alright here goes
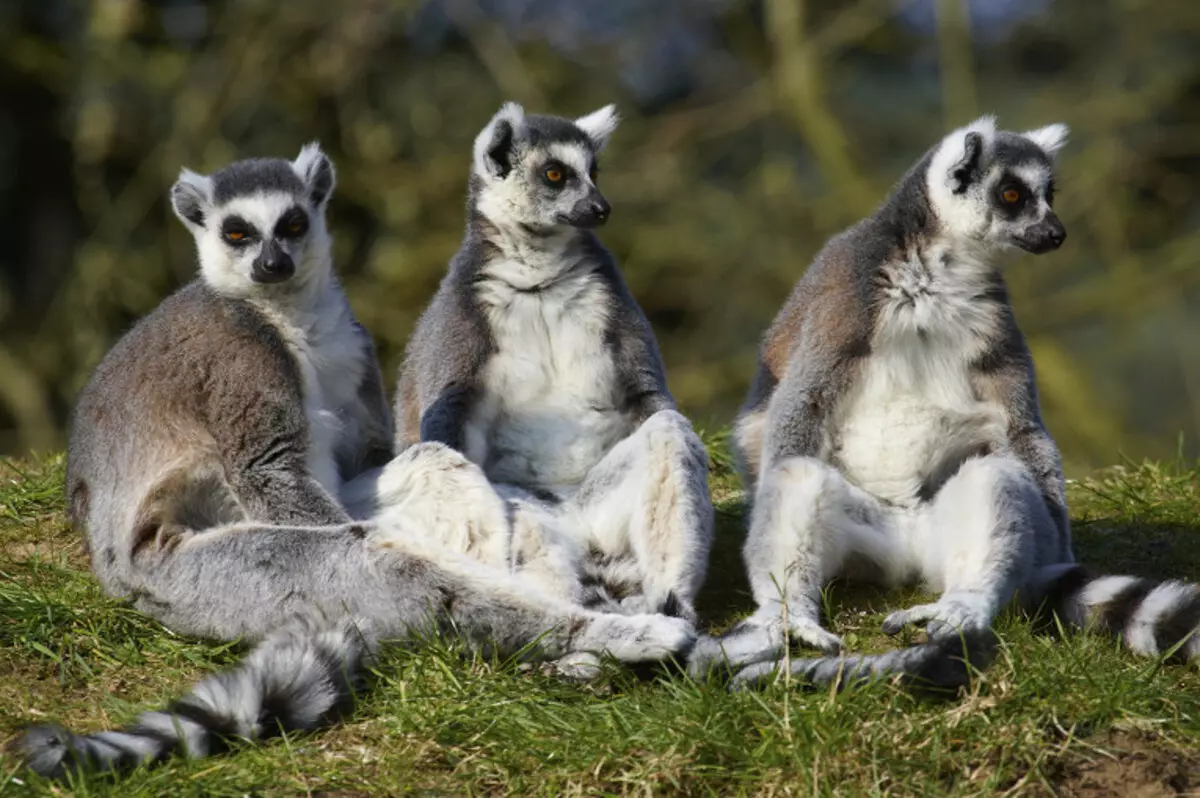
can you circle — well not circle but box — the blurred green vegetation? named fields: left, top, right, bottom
left=0, top=0, right=1197, bottom=474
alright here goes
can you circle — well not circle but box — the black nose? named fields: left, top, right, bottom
left=591, top=197, right=610, bottom=224
left=1035, top=214, right=1066, bottom=252
left=563, top=192, right=612, bottom=229
left=1046, top=217, right=1066, bottom=247
left=1016, top=213, right=1066, bottom=254
left=251, top=240, right=295, bottom=284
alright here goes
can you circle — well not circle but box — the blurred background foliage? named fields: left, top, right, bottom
left=0, top=0, right=1197, bottom=474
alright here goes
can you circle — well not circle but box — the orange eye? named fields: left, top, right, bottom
left=545, top=167, right=564, bottom=183
left=1002, top=188, right=1021, bottom=204
left=225, top=230, right=246, bottom=241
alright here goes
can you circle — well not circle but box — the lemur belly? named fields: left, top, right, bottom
left=254, top=293, right=366, bottom=496
left=467, top=271, right=633, bottom=494
left=834, top=360, right=1005, bottom=505
left=833, top=251, right=1008, bottom=506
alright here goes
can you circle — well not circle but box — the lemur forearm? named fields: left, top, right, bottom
left=353, top=351, right=395, bottom=472
left=1010, top=425, right=1069, bottom=537
left=419, top=388, right=474, bottom=451
left=626, top=390, right=675, bottom=426
left=764, top=389, right=829, bottom=465
left=763, top=357, right=861, bottom=467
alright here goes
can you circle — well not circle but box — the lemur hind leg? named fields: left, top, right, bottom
left=494, top=483, right=589, bottom=606
left=690, top=456, right=903, bottom=676
left=883, top=453, right=1046, bottom=638
left=572, top=409, right=713, bottom=623
left=344, top=443, right=512, bottom=566
left=346, top=444, right=587, bottom=605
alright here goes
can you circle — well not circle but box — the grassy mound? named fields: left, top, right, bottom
left=2, top=439, right=1199, bottom=796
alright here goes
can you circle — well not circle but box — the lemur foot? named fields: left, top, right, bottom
left=549, top=651, right=604, bottom=682
left=881, top=592, right=992, bottom=638
left=788, top=618, right=845, bottom=654
left=685, top=617, right=843, bottom=680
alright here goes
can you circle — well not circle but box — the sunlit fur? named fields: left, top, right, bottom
left=172, top=143, right=334, bottom=304
left=694, top=118, right=1200, bottom=692
left=926, top=115, right=1067, bottom=253
left=11, top=143, right=696, bottom=782
left=472, top=102, right=614, bottom=241
left=392, top=102, right=714, bottom=628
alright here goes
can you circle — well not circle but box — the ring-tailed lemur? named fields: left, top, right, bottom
left=10, top=145, right=695, bottom=780
left=690, top=117, right=1200, bottom=689
left=366, top=102, right=714, bottom=632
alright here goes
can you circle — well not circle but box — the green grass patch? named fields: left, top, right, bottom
left=2, top=443, right=1199, bottom=796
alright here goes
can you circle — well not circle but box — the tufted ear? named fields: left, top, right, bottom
left=945, top=115, right=996, bottom=194
left=574, top=104, right=620, bottom=152
left=170, top=168, right=213, bottom=233
left=950, top=132, right=986, bottom=194
left=293, top=141, right=337, bottom=207
left=1022, top=123, right=1069, bottom=159
left=473, top=102, right=526, bottom=179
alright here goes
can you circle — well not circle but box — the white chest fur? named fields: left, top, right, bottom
left=466, top=262, right=633, bottom=493
left=833, top=246, right=1008, bottom=504
left=253, top=286, right=367, bottom=495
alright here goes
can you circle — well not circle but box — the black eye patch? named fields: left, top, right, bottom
left=274, top=207, right=310, bottom=239
left=220, top=216, right=257, bottom=246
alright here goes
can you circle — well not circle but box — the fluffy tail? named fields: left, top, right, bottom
left=1036, top=563, right=1200, bottom=661
left=8, top=618, right=372, bottom=781
left=727, top=629, right=997, bottom=692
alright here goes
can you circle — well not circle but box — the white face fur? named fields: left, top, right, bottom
left=170, top=143, right=336, bottom=299
left=471, top=102, right=620, bottom=233
left=926, top=116, right=1069, bottom=256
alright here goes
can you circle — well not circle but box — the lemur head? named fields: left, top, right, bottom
left=170, top=143, right=336, bottom=297
left=926, top=116, right=1068, bottom=254
left=470, top=102, right=619, bottom=233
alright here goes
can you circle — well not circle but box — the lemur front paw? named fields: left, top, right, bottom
left=685, top=633, right=739, bottom=679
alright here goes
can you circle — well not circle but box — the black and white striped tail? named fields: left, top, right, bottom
left=8, top=619, right=372, bottom=781
left=729, top=628, right=997, bottom=692
left=1040, top=564, right=1200, bottom=661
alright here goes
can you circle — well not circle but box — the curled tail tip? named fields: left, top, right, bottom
left=8, top=724, right=88, bottom=781
left=7, top=724, right=69, bottom=780
left=8, top=620, right=372, bottom=781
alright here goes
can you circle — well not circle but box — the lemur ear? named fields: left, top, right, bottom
left=170, top=168, right=213, bottom=232
left=941, top=115, right=995, bottom=194
left=474, top=102, right=525, bottom=179
left=574, top=104, right=619, bottom=152
left=1023, top=123, right=1069, bottom=159
left=950, top=132, right=985, bottom=194
left=293, top=141, right=336, bottom=207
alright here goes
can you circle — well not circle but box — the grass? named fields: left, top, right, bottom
left=1, top=441, right=1199, bottom=796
